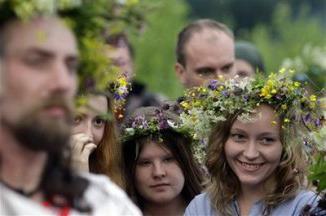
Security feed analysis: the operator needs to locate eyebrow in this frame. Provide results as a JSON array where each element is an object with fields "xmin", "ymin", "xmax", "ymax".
[
  {"xmin": 221, "ymin": 62, "xmax": 234, "ymax": 69},
  {"xmin": 195, "ymin": 66, "xmax": 215, "ymax": 73},
  {"xmin": 231, "ymin": 128, "xmax": 279, "ymax": 136},
  {"xmin": 22, "ymin": 47, "xmax": 79, "ymax": 60}
]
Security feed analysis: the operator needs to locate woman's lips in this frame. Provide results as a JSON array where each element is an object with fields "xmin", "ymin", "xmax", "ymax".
[
  {"xmin": 150, "ymin": 183, "xmax": 170, "ymax": 188},
  {"xmin": 237, "ymin": 160, "xmax": 264, "ymax": 172}
]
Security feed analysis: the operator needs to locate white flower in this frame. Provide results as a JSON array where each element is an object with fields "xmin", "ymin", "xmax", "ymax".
[
  {"xmin": 125, "ymin": 128, "xmax": 135, "ymax": 136},
  {"xmin": 167, "ymin": 120, "xmax": 177, "ymax": 129}
]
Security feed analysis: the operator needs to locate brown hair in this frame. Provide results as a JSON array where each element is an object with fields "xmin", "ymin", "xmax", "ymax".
[
  {"xmin": 122, "ymin": 107, "xmax": 203, "ymax": 209},
  {"xmin": 206, "ymin": 106, "xmax": 307, "ymax": 215},
  {"xmin": 81, "ymin": 92, "xmax": 125, "ymax": 188},
  {"xmin": 176, "ymin": 19, "xmax": 234, "ymax": 66}
]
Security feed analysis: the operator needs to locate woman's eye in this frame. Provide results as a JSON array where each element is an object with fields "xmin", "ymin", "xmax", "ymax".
[
  {"xmin": 93, "ymin": 117, "xmax": 105, "ymax": 128},
  {"xmin": 137, "ymin": 160, "xmax": 151, "ymax": 167},
  {"xmin": 73, "ymin": 115, "xmax": 83, "ymax": 125},
  {"xmin": 230, "ymin": 133, "xmax": 246, "ymax": 142},
  {"xmin": 163, "ymin": 156, "xmax": 175, "ymax": 163},
  {"xmin": 260, "ymin": 137, "xmax": 276, "ymax": 145}
]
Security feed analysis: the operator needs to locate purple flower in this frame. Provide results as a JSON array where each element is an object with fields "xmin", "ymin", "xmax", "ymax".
[
  {"xmin": 243, "ymin": 95, "xmax": 249, "ymax": 101},
  {"xmin": 159, "ymin": 119, "xmax": 169, "ymax": 129},
  {"xmin": 315, "ymin": 118, "xmax": 321, "ymax": 127},
  {"xmin": 207, "ymin": 80, "xmax": 218, "ymax": 90},
  {"xmin": 222, "ymin": 90, "xmax": 229, "ymax": 97},
  {"xmin": 304, "ymin": 113, "xmax": 311, "ymax": 123},
  {"xmin": 113, "ymin": 93, "xmax": 123, "ymax": 100},
  {"xmin": 132, "ymin": 115, "xmax": 148, "ymax": 129},
  {"xmin": 275, "ymin": 94, "xmax": 282, "ymax": 100}
]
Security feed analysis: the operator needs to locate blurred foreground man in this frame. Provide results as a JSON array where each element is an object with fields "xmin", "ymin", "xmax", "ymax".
[
  {"xmin": 175, "ymin": 19, "xmax": 236, "ymax": 88},
  {"xmin": 0, "ymin": 4, "xmax": 140, "ymax": 216}
]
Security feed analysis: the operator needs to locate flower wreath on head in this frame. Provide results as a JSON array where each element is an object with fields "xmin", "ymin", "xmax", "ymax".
[
  {"xmin": 0, "ymin": 0, "xmax": 147, "ymax": 115},
  {"xmin": 178, "ymin": 68, "xmax": 324, "ymax": 165},
  {"xmin": 121, "ymin": 105, "xmax": 192, "ymax": 144}
]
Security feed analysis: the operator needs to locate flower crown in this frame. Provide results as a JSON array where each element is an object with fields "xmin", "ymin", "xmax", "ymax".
[
  {"xmin": 178, "ymin": 69, "xmax": 324, "ymax": 164},
  {"xmin": 0, "ymin": 0, "xmax": 137, "ymax": 112},
  {"xmin": 121, "ymin": 106, "xmax": 190, "ymax": 143}
]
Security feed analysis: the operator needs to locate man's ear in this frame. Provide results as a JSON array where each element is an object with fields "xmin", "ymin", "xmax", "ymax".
[{"xmin": 175, "ymin": 62, "xmax": 186, "ymax": 86}]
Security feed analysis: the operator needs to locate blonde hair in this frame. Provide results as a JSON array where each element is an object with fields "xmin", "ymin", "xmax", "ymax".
[{"xmin": 206, "ymin": 108, "xmax": 307, "ymax": 215}]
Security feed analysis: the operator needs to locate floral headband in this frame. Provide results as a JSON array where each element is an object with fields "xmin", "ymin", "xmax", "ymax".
[
  {"xmin": 121, "ymin": 106, "xmax": 191, "ymax": 143},
  {"xmin": 178, "ymin": 69, "xmax": 324, "ymax": 164},
  {"xmin": 0, "ymin": 0, "xmax": 145, "ymax": 113}
]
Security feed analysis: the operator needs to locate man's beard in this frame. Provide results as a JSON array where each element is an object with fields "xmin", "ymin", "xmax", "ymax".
[{"xmin": 2, "ymin": 96, "xmax": 74, "ymax": 154}]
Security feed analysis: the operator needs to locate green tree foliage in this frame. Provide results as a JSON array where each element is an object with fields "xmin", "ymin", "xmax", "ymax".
[
  {"xmin": 247, "ymin": 3, "xmax": 326, "ymax": 73},
  {"xmin": 130, "ymin": 0, "xmax": 189, "ymax": 99}
]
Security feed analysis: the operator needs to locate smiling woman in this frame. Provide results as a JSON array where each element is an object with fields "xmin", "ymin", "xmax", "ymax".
[{"xmin": 179, "ymin": 70, "xmax": 324, "ymax": 216}]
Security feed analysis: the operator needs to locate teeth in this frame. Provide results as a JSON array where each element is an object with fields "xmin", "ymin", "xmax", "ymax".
[{"xmin": 239, "ymin": 161, "xmax": 261, "ymax": 169}]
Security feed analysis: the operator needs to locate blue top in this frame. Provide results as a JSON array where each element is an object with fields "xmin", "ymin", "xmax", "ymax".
[{"xmin": 185, "ymin": 190, "xmax": 319, "ymax": 216}]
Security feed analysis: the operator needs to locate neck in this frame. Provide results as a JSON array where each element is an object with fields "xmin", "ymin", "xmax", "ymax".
[
  {"xmin": 143, "ymin": 196, "xmax": 186, "ymax": 216},
  {"xmin": 237, "ymin": 184, "xmax": 265, "ymax": 216},
  {"xmin": 0, "ymin": 126, "xmax": 47, "ymax": 199}
]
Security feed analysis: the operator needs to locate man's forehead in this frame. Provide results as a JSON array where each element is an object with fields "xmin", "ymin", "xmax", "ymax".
[
  {"xmin": 189, "ymin": 29, "xmax": 229, "ymax": 44},
  {"xmin": 4, "ymin": 17, "xmax": 77, "ymax": 55}
]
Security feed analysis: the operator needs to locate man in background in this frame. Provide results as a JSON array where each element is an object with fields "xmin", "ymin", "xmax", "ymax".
[
  {"xmin": 175, "ymin": 19, "xmax": 236, "ymax": 88},
  {"xmin": 105, "ymin": 33, "xmax": 164, "ymax": 120}
]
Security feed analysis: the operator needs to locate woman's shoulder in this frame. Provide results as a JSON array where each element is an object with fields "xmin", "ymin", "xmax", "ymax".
[
  {"xmin": 185, "ymin": 192, "xmax": 216, "ymax": 216},
  {"xmin": 271, "ymin": 190, "xmax": 319, "ymax": 215}
]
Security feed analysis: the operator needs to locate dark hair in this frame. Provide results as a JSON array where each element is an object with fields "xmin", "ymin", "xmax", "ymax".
[
  {"xmin": 176, "ymin": 19, "xmax": 233, "ymax": 66},
  {"xmin": 235, "ymin": 41, "xmax": 265, "ymax": 74},
  {"xmin": 122, "ymin": 129, "xmax": 202, "ymax": 209},
  {"xmin": 104, "ymin": 33, "xmax": 134, "ymax": 59}
]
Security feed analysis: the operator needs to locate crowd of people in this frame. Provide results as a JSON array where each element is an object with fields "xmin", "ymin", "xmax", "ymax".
[{"xmin": 0, "ymin": 1, "xmax": 325, "ymax": 216}]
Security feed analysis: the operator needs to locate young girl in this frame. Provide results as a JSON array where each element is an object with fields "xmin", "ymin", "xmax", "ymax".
[
  {"xmin": 179, "ymin": 72, "xmax": 323, "ymax": 215},
  {"xmin": 71, "ymin": 91, "xmax": 124, "ymax": 188},
  {"xmin": 121, "ymin": 106, "xmax": 203, "ymax": 216}
]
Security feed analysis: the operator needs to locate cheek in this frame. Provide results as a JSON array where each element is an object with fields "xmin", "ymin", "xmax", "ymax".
[
  {"xmin": 170, "ymin": 164, "xmax": 185, "ymax": 186},
  {"xmin": 224, "ymin": 140, "xmax": 238, "ymax": 159},
  {"xmin": 93, "ymin": 127, "xmax": 105, "ymax": 145},
  {"xmin": 267, "ymin": 145, "xmax": 283, "ymax": 163},
  {"xmin": 72, "ymin": 124, "xmax": 84, "ymax": 134},
  {"xmin": 134, "ymin": 167, "xmax": 149, "ymax": 187}
]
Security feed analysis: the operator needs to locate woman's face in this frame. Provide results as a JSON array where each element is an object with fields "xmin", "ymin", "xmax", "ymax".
[
  {"xmin": 224, "ymin": 105, "xmax": 282, "ymax": 189},
  {"xmin": 72, "ymin": 95, "xmax": 108, "ymax": 145},
  {"xmin": 135, "ymin": 141, "xmax": 185, "ymax": 205}
]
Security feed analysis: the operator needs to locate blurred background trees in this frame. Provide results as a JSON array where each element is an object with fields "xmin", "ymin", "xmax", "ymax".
[{"xmin": 129, "ymin": 0, "xmax": 326, "ymax": 98}]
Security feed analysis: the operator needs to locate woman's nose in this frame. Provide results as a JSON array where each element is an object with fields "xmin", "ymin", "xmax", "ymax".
[{"xmin": 243, "ymin": 141, "xmax": 259, "ymax": 160}]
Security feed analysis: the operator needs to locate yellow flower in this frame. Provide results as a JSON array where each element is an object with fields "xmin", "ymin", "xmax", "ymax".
[
  {"xmin": 284, "ymin": 118, "xmax": 290, "ymax": 123},
  {"xmin": 279, "ymin": 68, "xmax": 286, "ymax": 74},
  {"xmin": 281, "ymin": 104, "xmax": 287, "ymax": 110},
  {"xmin": 194, "ymin": 101, "xmax": 201, "ymax": 107},
  {"xmin": 271, "ymin": 89, "xmax": 277, "ymax": 94},
  {"xmin": 180, "ymin": 101, "xmax": 189, "ymax": 109},
  {"xmin": 118, "ymin": 77, "xmax": 127, "ymax": 86},
  {"xmin": 310, "ymin": 95, "xmax": 317, "ymax": 102},
  {"xmin": 294, "ymin": 82, "xmax": 300, "ymax": 87},
  {"xmin": 271, "ymin": 121, "xmax": 277, "ymax": 126}
]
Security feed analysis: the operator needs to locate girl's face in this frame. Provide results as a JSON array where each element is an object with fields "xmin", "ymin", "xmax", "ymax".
[
  {"xmin": 224, "ymin": 105, "xmax": 282, "ymax": 189},
  {"xmin": 72, "ymin": 95, "xmax": 108, "ymax": 145},
  {"xmin": 135, "ymin": 141, "xmax": 185, "ymax": 205}
]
